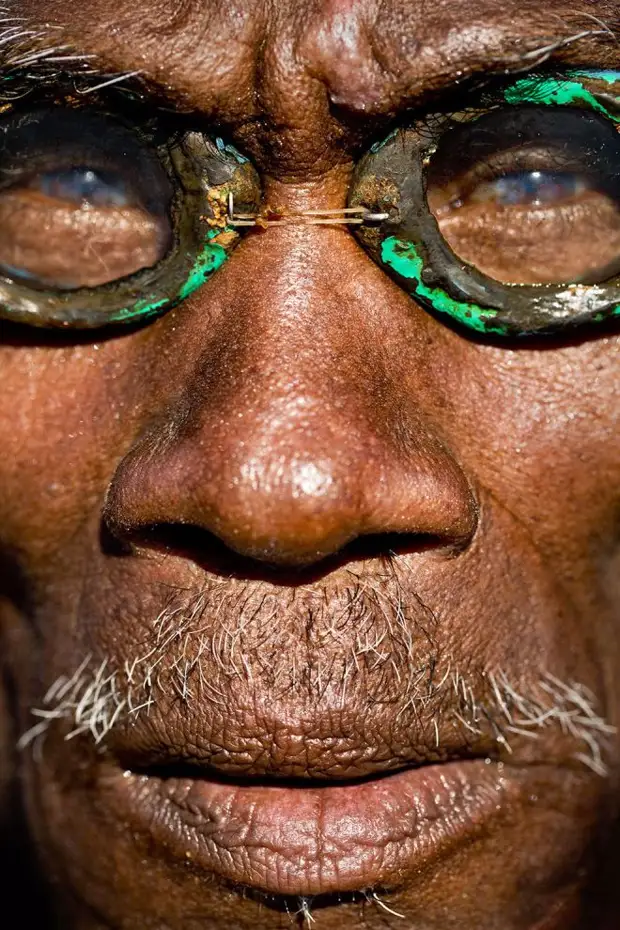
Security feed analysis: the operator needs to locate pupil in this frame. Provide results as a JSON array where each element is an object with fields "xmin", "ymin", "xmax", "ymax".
[
  {"xmin": 490, "ymin": 171, "xmax": 585, "ymax": 207},
  {"xmin": 34, "ymin": 168, "xmax": 131, "ymax": 208}
]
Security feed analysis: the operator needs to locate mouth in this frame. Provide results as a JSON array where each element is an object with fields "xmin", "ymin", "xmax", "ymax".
[
  {"xmin": 28, "ymin": 557, "xmax": 612, "ymax": 913},
  {"xmin": 107, "ymin": 753, "xmax": 513, "ymax": 898}
]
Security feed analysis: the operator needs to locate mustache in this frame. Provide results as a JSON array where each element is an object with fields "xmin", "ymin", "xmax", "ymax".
[{"xmin": 19, "ymin": 574, "xmax": 616, "ymax": 777}]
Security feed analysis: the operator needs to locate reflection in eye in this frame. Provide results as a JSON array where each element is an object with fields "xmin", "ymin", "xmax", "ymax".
[
  {"xmin": 0, "ymin": 166, "xmax": 172, "ymax": 290},
  {"xmin": 36, "ymin": 168, "xmax": 132, "ymax": 207},
  {"xmin": 460, "ymin": 171, "xmax": 588, "ymax": 208}
]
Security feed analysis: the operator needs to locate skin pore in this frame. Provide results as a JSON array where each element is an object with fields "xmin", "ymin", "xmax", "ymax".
[{"xmin": 0, "ymin": 0, "xmax": 619, "ymax": 928}]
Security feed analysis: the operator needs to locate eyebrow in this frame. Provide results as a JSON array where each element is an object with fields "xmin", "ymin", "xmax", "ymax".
[
  {"xmin": 2, "ymin": 6, "xmax": 620, "ymax": 119},
  {"xmin": 0, "ymin": 19, "xmax": 148, "ymax": 103}
]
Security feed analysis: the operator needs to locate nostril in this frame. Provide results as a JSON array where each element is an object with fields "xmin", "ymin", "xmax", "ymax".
[
  {"xmin": 100, "ymin": 521, "xmax": 471, "ymax": 585},
  {"xmin": 101, "ymin": 519, "xmax": 355, "ymax": 578}
]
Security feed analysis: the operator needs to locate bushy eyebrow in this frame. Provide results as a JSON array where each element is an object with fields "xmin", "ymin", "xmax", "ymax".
[
  {"xmin": 0, "ymin": 9, "xmax": 148, "ymax": 102},
  {"xmin": 2, "ymin": 2, "xmax": 620, "ymax": 118}
]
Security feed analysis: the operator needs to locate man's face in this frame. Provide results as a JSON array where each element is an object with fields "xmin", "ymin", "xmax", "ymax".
[{"xmin": 1, "ymin": 1, "xmax": 619, "ymax": 927}]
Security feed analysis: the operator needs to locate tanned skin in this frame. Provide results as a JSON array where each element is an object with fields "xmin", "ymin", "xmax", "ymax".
[{"xmin": 0, "ymin": 1, "xmax": 619, "ymax": 928}]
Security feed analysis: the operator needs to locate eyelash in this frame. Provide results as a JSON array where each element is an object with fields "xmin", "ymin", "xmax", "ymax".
[{"xmin": 0, "ymin": 67, "xmax": 619, "ymax": 341}]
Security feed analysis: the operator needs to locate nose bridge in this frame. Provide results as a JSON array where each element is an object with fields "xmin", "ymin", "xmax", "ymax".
[
  {"xmin": 185, "ymin": 219, "xmax": 383, "ymax": 431},
  {"xmin": 227, "ymin": 226, "xmax": 349, "ymax": 393},
  {"xmin": 176, "ymin": 225, "xmax": 392, "ymax": 533},
  {"xmin": 183, "ymin": 220, "xmax": 431, "ymax": 483}
]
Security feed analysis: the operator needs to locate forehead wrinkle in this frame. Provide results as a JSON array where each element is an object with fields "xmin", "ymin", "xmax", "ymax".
[
  {"xmin": 301, "ymin": 0, "xmax": 620, "ymax": 113},
  {"xmin": 9, "ymin": 0, "xmax": 620, "ymax": 179},
  {"xmin": 16, "ymin": 0, "xmax": 620, "ymax": 112}
]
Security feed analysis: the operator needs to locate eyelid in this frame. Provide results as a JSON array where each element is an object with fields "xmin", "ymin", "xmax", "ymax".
[{"xmin": 427, "ymin": 106, "xmax": 620, "ymax": 206}]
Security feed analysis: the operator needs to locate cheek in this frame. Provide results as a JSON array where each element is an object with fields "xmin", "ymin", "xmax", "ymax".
[
  {"xmin": 0, "ymin": 339, "xmax": 146, "ymax": 557},
  {"xmin": 439, "ymin": 336, "xmax": 620, "ymax": 556}
]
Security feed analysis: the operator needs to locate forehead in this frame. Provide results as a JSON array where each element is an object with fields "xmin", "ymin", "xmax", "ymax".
[
  {"xmin": 15, "ymin": 0, "xmax": 620, "ymax": 110},
  {"xmin": 9, "ymin": 0, "xmax": 620, "ymax": 176}
]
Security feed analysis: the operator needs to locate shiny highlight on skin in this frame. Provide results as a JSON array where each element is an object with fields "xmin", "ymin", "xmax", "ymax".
[{"xmin": 0, "ymin": 2, "xmax": 619, "ymax": 929}]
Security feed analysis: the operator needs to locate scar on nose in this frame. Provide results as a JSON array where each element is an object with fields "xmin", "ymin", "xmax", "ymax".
[{"xmin": 301, "ymin": 0, "xmax": 394, "ymax": 112}]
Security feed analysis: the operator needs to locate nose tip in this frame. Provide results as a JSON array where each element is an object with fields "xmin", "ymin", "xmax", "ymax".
[
  {"xmin": 223, "ymin": 457, "xmax": 353, "ymax": 566},
  {"xmin": 105, "ymin": 403, "xmax": 478, "ymax": 570},
  {"xmin": 209, "ymin": 481, "xmax": 359, "ymax": 568}
]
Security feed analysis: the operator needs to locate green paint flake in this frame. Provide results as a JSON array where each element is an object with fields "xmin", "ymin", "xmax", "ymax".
[
  {"xmin": 178, "ymin": 241, "xmax": 227, "ymax": 301},
  {"xmin": 113, "ymin": 296, "xmax": 168, "ymax": 322},
  {"xmin": 380, "ymin": 238, "xmax": 507, "ymax": 335},
  {"xmin": 370, "ymin": 129, "xmax": 398, "ymax": 153},
  {"xmin": 111, "ymin": 234, "xmax": 229, "ymax": 323},
  {"xmin": 568, "ymin": 70, "xmax": 620, "ymax": 86},
  {"xmin": 215, "ymin": 137, "xmax": 248, "ymax": 163},
  {"xmin": 594, "ymin": 305, "xmax": 620, "ymax": 322},
  {"xmin": 504, "ymin": 75, "xmax": 620, "ymax": 122}
]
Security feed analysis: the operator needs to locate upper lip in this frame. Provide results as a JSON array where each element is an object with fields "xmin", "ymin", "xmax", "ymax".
[{"xmin": 111, "ymin": 702, "xmax": 494, "ymax": 783}]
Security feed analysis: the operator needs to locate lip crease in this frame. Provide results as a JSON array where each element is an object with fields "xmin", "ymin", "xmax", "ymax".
[{"xmin": 110, "ymin": 759, "xmax": 513, "ymax": 897}]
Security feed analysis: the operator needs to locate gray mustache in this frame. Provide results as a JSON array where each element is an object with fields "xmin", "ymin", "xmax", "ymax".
[{"xmin": 19, "ymin": 579, "xmax": 616, "ymax": 777}]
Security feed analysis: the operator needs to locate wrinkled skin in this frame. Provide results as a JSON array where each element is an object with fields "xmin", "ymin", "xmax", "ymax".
[{"xmin": 1, "ymin": 1, "xmax": 620, "ymax": 928}]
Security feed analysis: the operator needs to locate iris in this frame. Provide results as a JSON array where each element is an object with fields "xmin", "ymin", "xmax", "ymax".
[
  {"xmin": 481, "ymin": 171, "xmax": 585, "ymax": 208},
  {"xmin": 34, "ymin": 168, "xmax": 131, "ymax": 208}
]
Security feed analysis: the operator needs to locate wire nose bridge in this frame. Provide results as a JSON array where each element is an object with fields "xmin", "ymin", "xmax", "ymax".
[{"xmin": 227, "ymin": 192, "xmax": 389, "ymax": 227}]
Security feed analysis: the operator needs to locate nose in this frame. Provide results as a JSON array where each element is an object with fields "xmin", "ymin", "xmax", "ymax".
[{"xmin": 104, "ymin": 216, "xmax": 477, "ymax": 569}]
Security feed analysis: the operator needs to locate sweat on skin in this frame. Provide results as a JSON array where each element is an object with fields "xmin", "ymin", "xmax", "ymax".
[{"xmin": 0, "ymin": 1, "xmax": 619, "ymax": 929}]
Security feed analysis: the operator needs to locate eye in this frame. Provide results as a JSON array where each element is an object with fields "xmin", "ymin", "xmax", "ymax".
[
  {"xmin": 0, "ymin": 106, "xmax": 260, "ymax": 330},
  {"xmin": 350, "ymin": 71, "xmax": 620, "ymax": 337},
  {"xmin": 0, "ymin": 139, "xmax": 173, "ymax": 292},
  {"xmin": 426, "ymin": 107, "xmax": 620, "ymax": 287}
]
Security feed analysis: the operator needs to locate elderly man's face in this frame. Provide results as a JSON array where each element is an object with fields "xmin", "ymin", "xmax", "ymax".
[{"xmin": 0, "ymin": 0, "xmax": 619, "ymax": 927}]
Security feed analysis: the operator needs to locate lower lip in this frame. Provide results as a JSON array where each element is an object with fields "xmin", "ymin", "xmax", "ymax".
[{"xmin": 111, "ymin": 760, "xmax": 513, "ymax": 897}]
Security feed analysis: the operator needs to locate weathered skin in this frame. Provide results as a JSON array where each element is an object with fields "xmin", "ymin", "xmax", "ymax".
[{"xmin": 0, "ymin": 1, "xmax": 619, "ymax": 928}]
